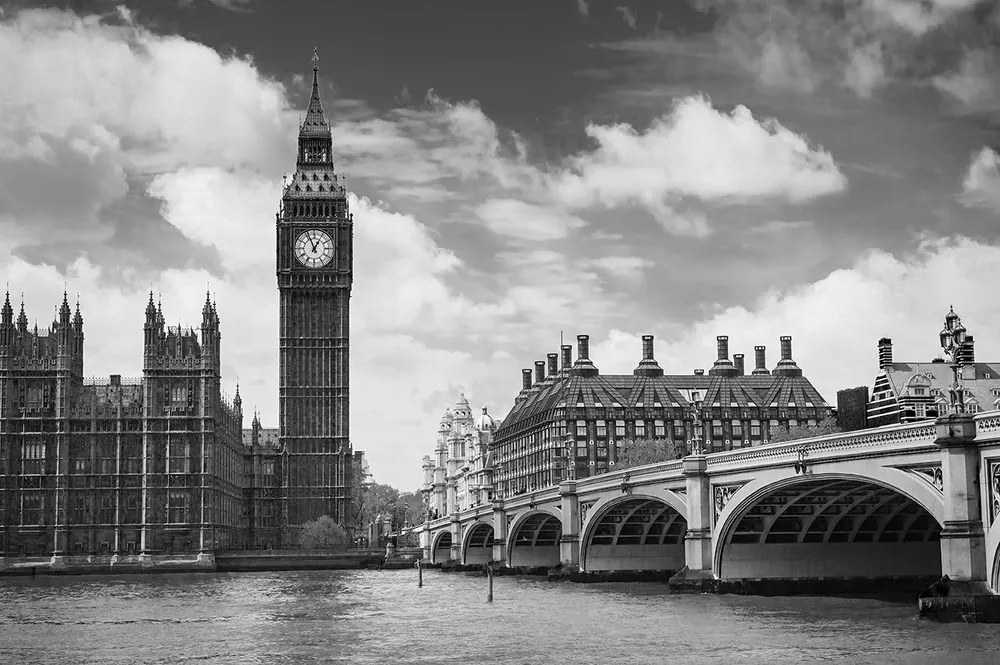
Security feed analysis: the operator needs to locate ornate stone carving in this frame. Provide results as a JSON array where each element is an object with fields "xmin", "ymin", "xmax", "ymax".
[
  {"xmin": 990, "ymin": 460, "xmax": 1000, "ymax": 525},
  {"xmin": 898, "ymin": 464, "xmax": 944, "ymax": 493},
  {"xmin": 580, "ymin": 501, "xmax": 596, "ymax": 528},
  {"xmin": 713, "ymin": 483, "xmax": 744, "ymax": 518}
]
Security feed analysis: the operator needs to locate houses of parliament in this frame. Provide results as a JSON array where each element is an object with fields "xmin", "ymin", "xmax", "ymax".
[{"xmin": 0, "ymin": 54, "xmax": 356, "ymax": 561}]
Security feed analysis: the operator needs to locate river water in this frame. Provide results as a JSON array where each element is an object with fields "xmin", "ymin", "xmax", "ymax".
[{"xmin": 2, "ymin": 569, "xmax": 999, "ymax": 664}]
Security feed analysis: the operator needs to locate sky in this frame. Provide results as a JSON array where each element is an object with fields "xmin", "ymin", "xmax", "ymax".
[{"xmin": 2, "ymin": 0, "xmax": 999, "ymax": 490}]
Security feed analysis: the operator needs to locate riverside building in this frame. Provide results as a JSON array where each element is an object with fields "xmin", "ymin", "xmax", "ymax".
[{"xmin": 492, "ymin": 334, "xmax": 832, "ymax": 497}]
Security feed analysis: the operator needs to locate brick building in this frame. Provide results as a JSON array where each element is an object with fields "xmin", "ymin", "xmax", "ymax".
[
  {"xmin": 866, "ymin": 307, "xmax": 1000, "ymax": 427},
  {"xmin": 492, "ymin": 334, "xmax": 831, "ymax": 497}
]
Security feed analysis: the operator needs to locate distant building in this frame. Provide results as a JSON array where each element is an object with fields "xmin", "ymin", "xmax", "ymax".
[
  {"xmin": 421, "ymin": 394, "xmax": 499, "ymax": 519},
  {"xmin": 867, "ymin": 307, "xmax": 998, "ymax": 427},
  {"xmin": 242, "ymin": 416, "xmax": 281, "ymax": 549},
  {"xmin": 492, "ymin": 334, "xmax": 832, "ymax": 497},
  {"xmin": 0, "ymin": 292, "xmax": 246, "ymax": 560},
  {"xmin": 836, "ymin": 386, "xmax": 869, "ymax": 432}
]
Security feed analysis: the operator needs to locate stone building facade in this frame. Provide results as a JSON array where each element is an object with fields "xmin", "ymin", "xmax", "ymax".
[
  {"xmin": 0, "ymin": 292, "xmax": 247, "ymax": 560},
  {"xmin": 492, "ymin": 334, "xmax": 832, "ymax": 497},
  {"xmin": 421, "ymin": 395, "xmax": 499, "ymax": 519},
  {"xmin": 865, "ymin": 307, "xmax": 1000, "ymax": 428}
]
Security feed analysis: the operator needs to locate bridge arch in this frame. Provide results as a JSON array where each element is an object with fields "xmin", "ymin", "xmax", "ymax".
[
  {"xmin": 462, "ymin": 520, "xmax": 494, "ymax": 566},
  {"xmin": 507, "ymin": 509, "xmax": 561, "ymax": 569},
  {"xmin": 431, "ymin": 530, "xmax": 452, "ymax": 564},
  {"xmin": 580, "ymin": 492, "xmax": 687, "ymax": 574},
  {"xmin": 713, "ymin": 470, "xmax": 944, "ymax": 584}
]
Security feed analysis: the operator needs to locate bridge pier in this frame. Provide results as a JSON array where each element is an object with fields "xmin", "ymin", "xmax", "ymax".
[
  {"xmin": 419, "ymin": 526, "xmax": 431, "ymax": 562},
  {"xmin": 492, "ymin": 499, "xmax": 507, "ymax": 566},
  {"xmin": 668, "ymin": 454, "xmax": 715, "ymax": 591},
  {"xmin": 449, "ymin": 515, "xmax": 461, "ymax": 563},
  {"xmin": 558, "ymin": 481, "xmax": 580, "ymax": 572},
  {"xmin": 919, "ymin": 414, "xmax": 1000, "ymax": 622}
]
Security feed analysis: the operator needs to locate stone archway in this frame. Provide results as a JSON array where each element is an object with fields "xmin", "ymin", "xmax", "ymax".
[
  {"xmin": 580, "ymin": 496, "xmax": 686, "ymax": 574},
  {"xmin": 508, "ymin": 511, "xmax": 561, "ymax": 569},
  {"xmin": 431, "ymin": 531, "xmax": 452, "ymax": 564},
  {"xmin": 462, "ymin": 522, "xmax": 494, "ymax": 565},
  {"xmin": 714, "ymin": 475, "xmax": 942, "ymax": 585}
]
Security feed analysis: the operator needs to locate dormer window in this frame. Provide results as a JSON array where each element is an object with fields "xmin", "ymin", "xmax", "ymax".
[
  {"xmin": 913, "ymin": 388, "xmax": 925, "ymax": 396},
  {"xmin": 305, "ymin": 185, "xmax": 311, "ymax": 192},
  {"xmin": 312, "ymin": 174, "xmax": 318, "ymax": 181},
  {"xmin": 302, "ymin": 174, "xmax": 307, "ymax": 181},
  {"xmin": 324, "ymin": 174, "xmax": 330, "ymax": 181}
]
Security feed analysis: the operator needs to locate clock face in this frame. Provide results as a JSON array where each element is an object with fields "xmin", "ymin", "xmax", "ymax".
[{"xmin": 294, "ymin": 229, "xmax": 335, "ymax": 268}]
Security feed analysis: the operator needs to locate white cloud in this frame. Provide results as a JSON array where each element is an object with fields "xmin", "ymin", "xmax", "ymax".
[
  {"xmin": 961, "ymin": 147, "xmax": 1000, "ymax": 212},
  {"xmin": 590, "ymin": 236, "xmax": 1000, "ymax": 402},
  {"xmin": 577, "ymin": 0, "xmax": 590, "ymax": 18},
  {"xmin": 592, "ymin": 255, "xmax": 654, "ymax": 282},
  {"xmin": 473, "ymin": 198, "xmax": 587, "ymax": 241},
  {"xmin": 843, "ymin": 41, "xmax": 886, "ymax": 98},
  {"xmin": 550, "ymin": 96, "xmax": 846, "ymax": 234},
  {"xmin": 865, "ymin": 0, "xmax": 978, "ymax": 36},
  {"xmin": 617, "ymin": 6, "xmax": 637, "ymax": 30},
  {"xmin": 933, "ymin": 49, "xmax": 1000, "ymax": 111}
]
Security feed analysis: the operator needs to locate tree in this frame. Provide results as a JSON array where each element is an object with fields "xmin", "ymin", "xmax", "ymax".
[
  {"xmin": 769, "ymin": 416, "xmax": 842, "ymax": 443},
  {"xmin": 616, "ymin": 438, "xmax": 684, "ymax": 470},
  {"xmin": 298, "ymin": 515, "xmax": 348, "ymax": 551}
]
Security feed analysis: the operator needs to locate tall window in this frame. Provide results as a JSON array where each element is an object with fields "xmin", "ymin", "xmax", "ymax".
[
  {"xmin": 732, "ymin": 421, "xmax": 743, "ymax": 438},
  {"xmin": 615, "ymin": 420, "xmax": 626, "ymax": 438},
  {"xmin": 635, "ymin": 420, "xmax": 646, "ymax": 438},
  {"xmin": 21, "ymin": 442, "xmax": 45, "ymax": 475},
  {"xmin": 596, "ymin": 420, "xmax": 607, "ymax": 437},
  {"xmin": 654, "ymin": 420, "xmax": 665, "ymax": 437},
  {"xmin": 576, "ymin": 421, "xmax": 587, "ymax": 437},
  {"xmin": 168, "ymin": 441, "xmax": 190, "ymax": 474},
  {"xmin": 673, "ymin": 421, "xmax": 685, "ymax": 439},
  {"xmin": 168, "ymin": 491, "xmax": 189, "ymax": 524},
  {"xmin": 21, "ymin": 493, "xmax": 42, "ymax": 525},
  {"xmin": 750, "ymin": 420, "xmax": 761, "ymax": 437},
  {"xmin": 712, "ymin": 420, "xmax": 724, "ymax": 438}
]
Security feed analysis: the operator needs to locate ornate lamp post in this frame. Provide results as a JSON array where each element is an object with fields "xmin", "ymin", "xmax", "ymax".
[
  {"xmin": 939, "ymin": 306, "xmax": 968, "ymax": 415},
  {"xmin": 688, "ymin": 399, "xmax": 707, "ymax": 455}
]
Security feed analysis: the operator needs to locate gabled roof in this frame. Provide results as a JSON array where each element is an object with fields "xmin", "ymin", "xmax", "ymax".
[{"xmin": 882, "ymin": 362, "xmax": 1000, "ymax": 407}]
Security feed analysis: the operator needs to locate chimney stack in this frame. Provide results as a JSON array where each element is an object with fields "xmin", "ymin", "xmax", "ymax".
[
  {"xmin": 773, "ymin": 336, "xmax": 803, "ymax": 377},
  {"xmin": 733, "ymin": 354, "xmax": 745, "ymax": 376},
  {"xmin": 709, "ymin": 335, "xmax": 738, "ymax": 376},
  {"xmin": 694, "ymin": 369, "xmax": 705, "ymax": 376},
  {"xmin": 634, "ymin": 334, "xmax": 664, "ymax": 377},
  {"xmin": 960, "ymin": 335, "xmax": 975, "ymax": 366},
  {"xmin": 547, "ymin": 353, "xmax": 559, "ymax": 377},
  {"xmin": 571, "ymin": 334, "xmax": 599, "ymax": 377},
  {"xmin": 717, "ymin": 335, "xmax": 729, "ymax": 361},
  {"xmin": 534, "ymin": 360, "xmax": 546, "ymax": 385},
  {"xmin": 780, "ymin": 335, "xmax": 792, "ymax": 361},
  {"xmin": 878, "ymin": 337, "xmax": 893, "ymax": 370},
  {"xmin": 560, "ymin": 344, "xmax": 573, "ymax": 374},
  {"xmin": 752, "ymin": 346, "xmax": 769, "ymax": 375},
  {"xmin": 521, "ymin": 369, "xmax": 532, "ymax": 390}
]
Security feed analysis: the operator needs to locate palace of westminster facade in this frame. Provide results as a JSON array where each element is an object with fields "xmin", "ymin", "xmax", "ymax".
[{"xmin": 0, "ymin": 54, "xmax": 357, "ymax": 560}]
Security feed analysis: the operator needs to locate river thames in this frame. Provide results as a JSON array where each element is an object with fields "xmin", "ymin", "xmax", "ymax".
[{"xmin": 2, "ymin": 569, "xmax": 999, "ymax": 664}]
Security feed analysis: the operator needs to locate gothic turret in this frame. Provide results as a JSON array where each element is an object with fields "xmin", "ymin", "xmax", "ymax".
[
  {"xmin": 16, "ymin": 297, "xmax": 27, "ymax": 335},
  {"xmin": 0, "ymin": 291, "xmax": 12, "ymax": 349}
]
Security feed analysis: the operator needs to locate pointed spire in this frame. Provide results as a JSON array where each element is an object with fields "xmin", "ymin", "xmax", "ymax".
[
  {"xmin": 73, "ymin": 295, "xmax": 83, "ymax": 329},
  {"xmin": 234, "ymin": 381, "xmax": 242, "ymax": 408},
  {"xmin": 300, "ymin": 47, "xmax": 330, "ymax": 137},
  {"xmin": 59, "ymin": 290, "xmax": 71, "ymax": 322},
  {"xmin": 17, "ymin": 295, "xmax": 27, "ymax": 331},
  {"xmin": 2, "ymin": 289, "xmax": 12, "ymax": 324},
  {"xmin": 145, "ymin": 291, "xmax": 156, "ymax": 319}
]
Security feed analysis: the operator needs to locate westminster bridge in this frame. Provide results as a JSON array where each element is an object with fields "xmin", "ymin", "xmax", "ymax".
[{"xmin": 417, "ymin": 412, "xmax": 1000, "ymax": 609}]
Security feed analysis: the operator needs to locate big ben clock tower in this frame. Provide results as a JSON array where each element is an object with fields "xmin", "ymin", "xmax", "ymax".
[{"xmin": 277, "ymin": 49, "xmax": 353, "ymax": 535}]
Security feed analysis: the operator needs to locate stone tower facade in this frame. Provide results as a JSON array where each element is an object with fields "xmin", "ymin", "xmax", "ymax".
[{"xmin": 276, "ymin": 50, "xmax": 354, "ymax": 532}]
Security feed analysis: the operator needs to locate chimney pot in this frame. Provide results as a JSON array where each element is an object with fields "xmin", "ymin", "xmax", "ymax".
[
  {"xmin": 694, "ymin": 368, "xmax": 705, "ymax": 376},
  {"xmin": 534, "ymin": 360, "xmax": 546, "ymax": 385},
  {"xmin": 780, "ymin": 336, "xmax": 792, "ymax": 361},
  {"xmin": 547, "ymin": 353, "xmax": 558, "ymax": 377},
  {"xmin": 577, "ymin": 334, "xmax": 590, "ymax": 360},
  {"xmin": 521, "ymin": 369, "xmax": 532, "ymax": 391},
  {"xmin": 878, "ymin": 337, "xmax": 893, "ymax": 370},
  {"xmin": 753, "ymin": 345, "xmax": 769, "ymax": 375},
  {"xmin": 733, "ymin": 354, "xmax": 745, "ymax": 375},
  {"xmin": 642, "ymin": 335, "xmax": 654, "ymax": 360},
  {"xmin": 561, "ymin": 344, "xmax": 572, "ymax": 370},
  {"xmin": 717, "ymin": 335, "xmax": 729, "ymax": 361}
]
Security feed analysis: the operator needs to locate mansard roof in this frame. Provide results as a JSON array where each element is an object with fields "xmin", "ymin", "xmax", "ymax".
[
  {"xmin": 497, "ymin": 371, "xmax": 830, "ymax": 439},
  {"xmin": 880, "ymin": 361, "xmax": 1000, "ymax": 407}
]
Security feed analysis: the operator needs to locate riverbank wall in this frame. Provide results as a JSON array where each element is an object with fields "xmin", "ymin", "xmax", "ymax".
[{"xmin": 0, "ymin": 548, "xmax": 422, "ymax": 576}]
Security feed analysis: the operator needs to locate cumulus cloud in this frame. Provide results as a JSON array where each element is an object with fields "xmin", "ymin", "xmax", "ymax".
[
  {"xmin": 590, "ymin": 236, "xmax": 1000, "ymax": 402},
  {"xmin": 961, "ymin": 147, "xmax": 1000, "ymax": 212},
  {"xmin": 592, "ymin": 255, "xmax": 655, "ymax": 281},
  {"xmin": 550, "ymin": 95, "xmax": 846, "ymax": 234}
]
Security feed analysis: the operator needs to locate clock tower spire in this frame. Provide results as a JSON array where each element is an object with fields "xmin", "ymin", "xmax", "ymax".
[{"xmin": 276, "ymin": 49, "xmax": 354, "ymax": 539}]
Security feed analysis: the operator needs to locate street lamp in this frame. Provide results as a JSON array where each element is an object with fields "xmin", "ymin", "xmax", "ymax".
[{"xmin": 940, "ymin": 306, "xmax": 968, "ymax": 414}]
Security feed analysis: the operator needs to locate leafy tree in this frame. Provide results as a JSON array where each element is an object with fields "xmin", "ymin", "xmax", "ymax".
[
  {"xmin": 616, "ymin": 438, "xmax": 684, "ymax": 470},
  {"xmin": 769, "ymin": 416, "xmax": 842, "ymax": 443},
  {"xmin": 298, "ymin": 515, "xmax": 348, "ymax": 551}
]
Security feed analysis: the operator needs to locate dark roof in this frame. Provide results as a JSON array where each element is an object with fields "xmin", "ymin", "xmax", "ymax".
[{"xmin": 497, "ymin": 370, "xmax": 830, "ymax": 438}]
